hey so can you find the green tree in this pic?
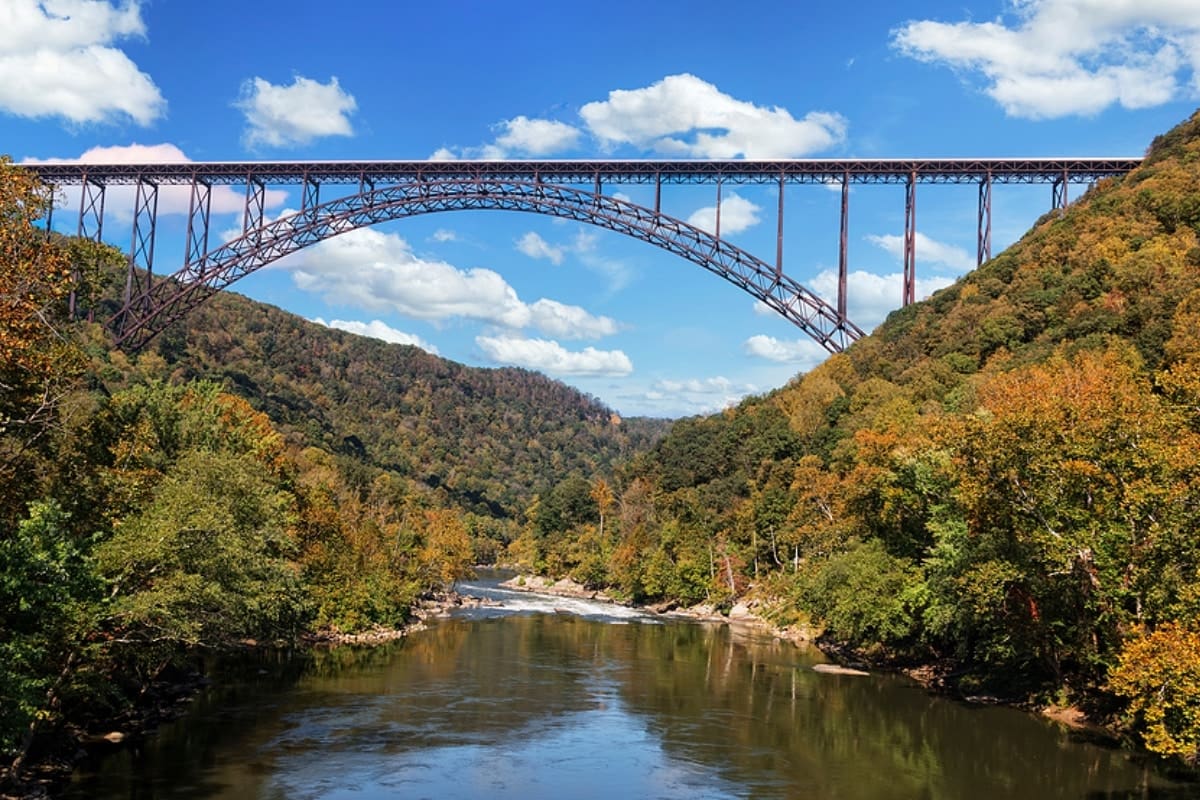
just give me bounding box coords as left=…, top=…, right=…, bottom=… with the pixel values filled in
left=0, top=501, right=101, bottom=769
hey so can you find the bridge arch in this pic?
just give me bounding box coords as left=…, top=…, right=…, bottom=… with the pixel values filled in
left=113, top=179, right=865, bottom=352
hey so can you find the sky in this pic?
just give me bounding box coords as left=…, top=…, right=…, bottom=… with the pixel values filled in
left=3, top=0, right=1200, bottom=417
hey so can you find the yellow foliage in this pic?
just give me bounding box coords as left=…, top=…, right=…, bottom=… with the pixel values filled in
left=1110, top=625, right=1200, bottom=764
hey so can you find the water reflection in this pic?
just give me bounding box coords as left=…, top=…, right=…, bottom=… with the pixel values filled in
left=68, top=602, right=1190, bottom=799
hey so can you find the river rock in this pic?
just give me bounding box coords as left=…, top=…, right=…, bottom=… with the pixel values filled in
left=728, top=601, right=754, bottom=620
left=812, top=663, right=870, bottom=676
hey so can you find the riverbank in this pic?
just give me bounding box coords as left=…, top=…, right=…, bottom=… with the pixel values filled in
left=495, top=574, right=821, bottom=647
left=491, top=574, right=1130, bottom=740
left=0, top=589, right=488, bottom=800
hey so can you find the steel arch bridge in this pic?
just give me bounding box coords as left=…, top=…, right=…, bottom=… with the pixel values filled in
left=26, top=157, right=1142, bottom=352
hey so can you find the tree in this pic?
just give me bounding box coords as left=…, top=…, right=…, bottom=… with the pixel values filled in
left=0, top=501, right=102, bottom=769
left=1109, top=625, right=1200, bottom=764
left=0, top=158, right=79, bottom=525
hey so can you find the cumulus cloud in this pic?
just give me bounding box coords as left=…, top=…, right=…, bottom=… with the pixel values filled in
left=24, top=143, right=287, bottom=221
left=493, top=115, right=582, bottom=155
left=287, top=227, right=618, bottom=339
left=622, top=375, right=758, bottom=416
left=579, top=73, right=847, bottom=158
left=431, top=114, right=581, bottom=159
left=686, top=193, right=762, bottom=236
left=744, top=335, right=830, bottom=368
left=476, top=335, right=633, bottom=376
left=0, top=0, right=165, bottom=125
left=892, top=1, right=1200, bottom=118
left=313, top=318, right=438, bottom=354
left=527, top=299, right=618, bottom=339
left=865, top=231, right=974, bottom=272
left=431, top=228, right=457, bottom=242
left=516, top=231, right=565, bottom=264
left=236, top=75, right=357, bottom=148
left=809, top=268, right=956, bottom=330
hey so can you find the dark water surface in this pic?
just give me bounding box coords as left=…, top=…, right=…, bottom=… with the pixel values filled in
left=67, top=575, right=1193, bottom=799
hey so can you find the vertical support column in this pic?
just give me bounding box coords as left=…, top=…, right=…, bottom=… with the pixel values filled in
left=715, top=179, right=722, bottom=240
left=775, top=173, right=784, bottom=278
left=301, top=172, right=320, bottom=214
left=183, top=178, right=212, bottom=274
left=358, top=172, right=374, bottom=197
left=903, top=170, right=917, bottom=307
left=124, top=176, right=159, bottom=316
left=838, top=170, right=849, bottom=322
left=44, top=184, right=55, bottom=240
left=593, top=171, right=601, bottom=209
left=76, top=175, right=105, bottom=242
left=1052, top=168, right=1069, bottom=214
left=243, top=174, right=266, bottom=240
left=977, top=170, right=992, bottom=267
left=73, top=176, right=105, bottom=321
left=654, top=171, right=661, bottom=215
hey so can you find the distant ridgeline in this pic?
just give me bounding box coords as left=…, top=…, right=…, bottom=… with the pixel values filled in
left=134, top=289, right=669, bottom=519
left=518, top=111, right=1200, bottom=766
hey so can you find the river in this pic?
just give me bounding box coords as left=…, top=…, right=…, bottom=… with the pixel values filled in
left=66, top=572, right=1193, bottom=799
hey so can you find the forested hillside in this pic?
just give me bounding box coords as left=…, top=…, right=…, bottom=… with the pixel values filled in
left=520, top=111, right=1200, bottom=765
left=116, top=290, right=667, bottom=519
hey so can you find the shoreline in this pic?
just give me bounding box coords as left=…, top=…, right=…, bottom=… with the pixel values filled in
left=490, top=573, right=1114, bottom=737
left=494, top=573, right=820, bottom=646
left=0, top=589, right=482, bottom=800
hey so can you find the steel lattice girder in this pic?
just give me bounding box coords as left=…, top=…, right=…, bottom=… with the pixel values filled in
left=27, top=157, right=1142, bottom=188
left=112, top=180, right=867, bottom=352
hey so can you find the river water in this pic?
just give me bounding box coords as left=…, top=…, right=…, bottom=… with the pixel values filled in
left=66, top=573, right=1193, bottom=799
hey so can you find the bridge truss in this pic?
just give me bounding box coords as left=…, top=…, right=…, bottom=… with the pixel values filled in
left=27, top=157, right=1141, bottom=352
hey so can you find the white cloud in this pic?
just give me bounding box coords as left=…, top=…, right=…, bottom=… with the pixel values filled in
left=809, top=268, right=957, bottom=330
left=579, top=73, right=847, bottom=158
left=493, top=115, right=581, bottom=155
left=287, top=227, right=618, bottom=339
left=0, top=0, right=165, bottom=125
left=313, top=318, right=438, bottom=354
left=431, top=228, right=457, bottom=242
left=432, top=114, right=581, bottom=159
left=528, top=299, right=618, bottom=339
left=686, top=193, right=762, bottom=236
left=744, top=335, right=830, bottom=368
left=752, top=300, right=776, bottom=316
left=892, top=1, right=1200, bottom=118
left=24, top=143, right=288, bottom=221
left=865, top=231, right=974, bottom=272
left=236, top=75, right=357, bottom=148
left=516, top=231, right=565, bottom=265
left=620, top=375, right=759, bottom=416
left=476, top=335, right=633, bottom=376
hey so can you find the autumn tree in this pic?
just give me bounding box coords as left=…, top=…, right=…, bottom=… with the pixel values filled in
left=1109, top=625, right=1200, bottom=764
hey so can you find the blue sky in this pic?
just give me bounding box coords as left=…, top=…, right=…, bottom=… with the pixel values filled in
left=3, top=0, right=1199, bottom=417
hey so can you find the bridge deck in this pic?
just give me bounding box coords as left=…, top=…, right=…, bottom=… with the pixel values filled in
left=27, top=157, right=1142, bottom=186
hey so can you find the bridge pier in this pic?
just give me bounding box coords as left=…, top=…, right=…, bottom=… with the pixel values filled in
left=903, top=171, right=916, bottom=307
left=775, top=174, right=784, bottom=278
left=1052, top=168, right=1070, bottom=215
left=838, top=172, right=849, bottom=321
left=123, top=176, right=159, bottom=318
left=184, top=178, right=212, bottom=273
left=977, top=172, right=992, bottom=267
